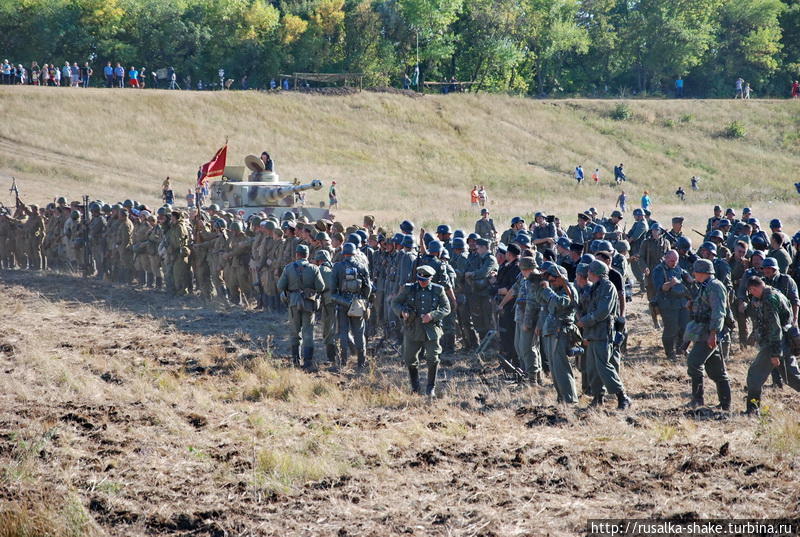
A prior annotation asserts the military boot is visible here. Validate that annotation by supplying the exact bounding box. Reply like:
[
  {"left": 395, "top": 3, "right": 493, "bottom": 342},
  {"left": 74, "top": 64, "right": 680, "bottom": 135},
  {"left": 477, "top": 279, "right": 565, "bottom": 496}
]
[
  {"left": 302, "top": 347, "right": 317, "bottom": 372},
  {"left": 255, "top": 293, "right": 264, "bottom": 310},
  {"left": 770, "top": 367, "right": 784, "bottom": 389},
  {"left": 155, "top": 276, "right": 163, "bottom": 289},
  {"left": 291, "top": 345, "right": 301, "bottom": 367},
  {"left": 589, "top": 393, "right": 605, "bottom": 407},
  {"left": 426, "top": 362, "right": 439, "bottom": 398},
  {"left": 687, "top": 377, "right": 704, "bottom": 408},
  {"left": 408, "top": 366, "right": 420, "bottom": 394},
  {"left": 326, "top": 344, "right": 338, "bottom": 364},
  {"left": 745, "top": 393, "right": 761, "bottom": 416},
  {"left": 442, "top": 334, "right": 455, "bottom": 355},
  {"left": 356, "top": 350, "right": 367, "bottom": 372},
  {"left": 715, "top": 381, "right": 731, "bottom": 411},
  {"left": 616, "top": 390, "right": 632, "bottom": 410}
]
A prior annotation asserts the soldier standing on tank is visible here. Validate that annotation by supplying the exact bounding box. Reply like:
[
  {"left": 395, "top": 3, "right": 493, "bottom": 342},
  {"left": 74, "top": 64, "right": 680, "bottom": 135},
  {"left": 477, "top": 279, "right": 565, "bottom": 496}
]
[
  {"left": 392, "top": 265, "right": 451, "bottom": 396},
  {"left": 278, "top": 244, "right": 325, "bottom": 369},
  {"left": 333, "top": 242, "right": 372, "bottom": 370}
]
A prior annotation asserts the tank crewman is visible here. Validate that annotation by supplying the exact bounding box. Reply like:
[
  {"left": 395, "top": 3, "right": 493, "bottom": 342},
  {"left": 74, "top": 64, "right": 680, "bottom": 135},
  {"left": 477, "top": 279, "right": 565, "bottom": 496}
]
[
  {"left": 278, "top": 244, "right": 325, "bottom": 370},
  {"left": 392, "top": 265, "right": 451, "bottom": 396}
]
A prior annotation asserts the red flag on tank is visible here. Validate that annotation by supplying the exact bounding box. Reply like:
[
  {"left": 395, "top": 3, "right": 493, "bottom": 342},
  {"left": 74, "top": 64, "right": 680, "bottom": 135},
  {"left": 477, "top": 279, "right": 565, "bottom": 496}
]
[{"left": 198, "top": 144, "right": 227, "bottom": 186}]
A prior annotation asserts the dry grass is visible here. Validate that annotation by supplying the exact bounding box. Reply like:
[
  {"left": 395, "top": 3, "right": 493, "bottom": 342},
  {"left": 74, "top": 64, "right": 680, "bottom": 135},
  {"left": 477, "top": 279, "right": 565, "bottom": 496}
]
[
  {"left": 1, "top": 269, "right": 800, "bottom": 536},
  {"left": 1, "top": 87, "right": 799, "bottom": 233}
]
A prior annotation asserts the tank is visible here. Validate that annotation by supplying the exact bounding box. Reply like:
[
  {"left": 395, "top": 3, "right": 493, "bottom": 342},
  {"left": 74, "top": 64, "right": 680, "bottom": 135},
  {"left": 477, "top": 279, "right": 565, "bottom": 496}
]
[{"left": 209, "top": 154, "right": 330, "bottom": 219}]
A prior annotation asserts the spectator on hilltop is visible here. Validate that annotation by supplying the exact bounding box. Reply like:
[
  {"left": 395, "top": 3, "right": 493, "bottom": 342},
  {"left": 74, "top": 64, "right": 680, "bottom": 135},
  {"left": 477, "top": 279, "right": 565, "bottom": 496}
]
[
  {"left": 574, "top": 165, "right": 584, "bottom": 184},
  {"left": 792, "top": 80, "right": 799, "bottom": 99},
  {"left": 71, "top": 62, "right": 80, "bottom": 87},
  {"left": 470, "top": 185, "right": 479, "bottom": 206},
  {"left": 103, "top": 61, "right": 113, "bottom": 87},
  {"left": 81, "top": 62, "right": 92, "bottom": 87},
  {"left": 675, "top": 76, "right": 684, "bottom": 97},
  {"left": 744, "top": 82, "right": 751, "bottom": 99},
  {"left": 592, "top": 168, "right": 600, "bottom": 184},
  {"left": 128, "top": 66, "right": 139, "bottom": 88},
  {"left": 735, "top": 77, "right": 744, "bottom": 99},
  {"left": 114, "top": 62, "right": 124, "bottom": 88}
]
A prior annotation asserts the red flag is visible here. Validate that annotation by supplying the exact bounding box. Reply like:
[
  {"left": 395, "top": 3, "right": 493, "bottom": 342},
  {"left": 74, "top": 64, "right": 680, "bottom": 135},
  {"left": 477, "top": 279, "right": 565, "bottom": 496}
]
[{"left": 198, "top": 144, "right": 227, "bottom": 186}]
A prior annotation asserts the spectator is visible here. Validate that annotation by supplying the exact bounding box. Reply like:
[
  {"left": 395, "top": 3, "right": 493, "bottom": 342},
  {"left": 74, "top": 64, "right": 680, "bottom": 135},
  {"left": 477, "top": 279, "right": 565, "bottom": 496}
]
[
  {"left": 675, "top": 75, "right": 684, "bottom": 97},
  {"left": 744, "top": 82, "right": 751, "bottom": 99},
  {"left": 470, "top": 185, "right": 479, "bottom": 206},
  {"left": 270, "top": 78, "right": 277, "bottom": 90},
  {"left": 16, "top": 64, "right": 25, "bottom": 85},
  {"left": 138, "top": 67, "right": 146, "bottom": 88},
  {"left": 282, "top": 78, "right": 289, "bottom": 90},
  {"left": 675, "top": 186, "right": 685, "bottom": 202},
  {"left": 328, "top": 181, "right": 338, "bottom": 209},
  {"left": 592, "top": 168, "right": 600, "bottom": 184},
  {"left": 478, "top": 185, "right": 487, "bottom": 207},
  {"left": 114, "top": 62, "right": 125, "bottom": 88},
  {"left": 403, "top": 73, "right": 411, "bottom": 90},
  {"left": 81, "top": 63, "right": 92, "bottom": 87},
  {"left": 103, "top": 61, "right": 113, "bottom": 87},
  {"left": 71, "top": 62, "right": 80, "bottom": 87},
  {"left": 31, "top": 63, "right": 40, "bottom": 85},
  {"left": 168, "top": 66, "right": 177, "bottom": 89},
  {"left": 616, "top": 190, "right": 627, "bottom": 213},
  {"left": 1, "top": 60, "right": 10, "bottom": 84},
  {"left": 62, "top": 62, "right": 71, "bottom": 86},
  {"left": 41, "top": 63, "right": 49, "bottom": 86},
  {"left": 128, "top": 66, "right": 139, "bottom": 87},
  {"left": 690, "top": 176, "right": 699, "bottom": 191},
  {"left": 574, "top": 165, "right": 584, "bottom": 184},
  {"left": 53, "top": 63, "right": 61, "bottom": 86},
  {"left": 614, "top": 163, "right": 626, "bottom": 183},
  {"left": 641, "top": 190, "right": 651, "bottom": 211},
  {"left": 162, "top": 177, "right": 174, "bottom": 205},
  {"left": 792, "top": 80, "right": 799, "bottom": 99},
  {"left": 241, "top": 75, "right": 249, "bottom": 90},
  {"left": 186, "top": 189, "right": 195, "bottom": 208},
  {"left": 735, "top": 77, "right": 744, "bottom": 99}
]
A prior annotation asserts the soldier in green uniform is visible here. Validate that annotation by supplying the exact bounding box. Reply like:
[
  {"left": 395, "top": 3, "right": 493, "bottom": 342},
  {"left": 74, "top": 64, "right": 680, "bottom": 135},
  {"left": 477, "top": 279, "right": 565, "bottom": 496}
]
[
  {"left": 500, "top": 217, "right": 525, "bottom": 247},
  {"left": 640, "top": 221, "right": 670, "bottom": 328},
  {"left": 333, "top": 242, "right": 372, "bottom": 370},
  {"left": 392, "top": 265, "right": 451, "bottom": 396},
  {"left": 579, "top": 260, "right": 632, "bottom": 409},
  {"left": 474, "top": 209, "right": 497, "bottom": 244},
  {"left": 744, "top": 276, "right": 800, "bottom": 414},
  {"left": 539, "top": 264, "right": 580, "bottom": 403},
  {"left": 652, "top": 250, "right": 693, "bottom": 360},
  {"left": 465, "top": 238, "right": 499, "bottom": 341},
  {"left": 314, "top": 249, "right": 339, "bottom": 367},
  {"left": 683, "top": 259, "right": 732, "bottom": 410},
  {"left": 278, "top": 244, "right": 325, "bottom": 370}
]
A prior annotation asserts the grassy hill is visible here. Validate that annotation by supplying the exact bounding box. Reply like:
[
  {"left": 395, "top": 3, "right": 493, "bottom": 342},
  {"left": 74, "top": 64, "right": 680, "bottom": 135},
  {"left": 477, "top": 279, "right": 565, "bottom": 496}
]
[{"left": 1, "top": 87, "right": 799, "bottom": 230}]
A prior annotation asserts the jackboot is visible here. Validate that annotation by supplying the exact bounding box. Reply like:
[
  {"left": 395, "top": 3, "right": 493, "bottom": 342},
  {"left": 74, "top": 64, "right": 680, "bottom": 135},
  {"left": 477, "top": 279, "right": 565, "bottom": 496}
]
[
  {"left": 255, "top": 293, "right": 264, "bottom": 310},
  {"left": 715, "top": 381, "right": 731, "bottom": 411},
  {"left": 687, "top": 377, "right": 704, "bottom": 408},
  {"left": 426, "top": 362, "right": 439, "bottom": 398},
  {"left": 589, "top": 394, "right": 605, "bottom": 407},
  {"left": 302, "top": 347, "right": 317, "bottom": 372},
  {"left": 771, "top": 367, "right": 784, "bottom": 389},
  {"left": 442, "top": 334, "right": 455, "bottom": 354},
  {"left": 326, "top": 344, "right": 338, "bottom": 364},
  {"left": 745, "top": 393, "right": 761, "bottom": 416},
  {"left": 616, "top": 390, "right": 632, "bottom": 410},
  {"left": 155, "top": 276, "right": 163, "bottom": 290},
  {"left": 291, "top": 345, "right": 301, "bottom": 368},
  {"left": 356, "top": 350, "right": 367, "bottom": 372},
  {"left": 408, "top": 365, "right": 420, "bottom": 394}
]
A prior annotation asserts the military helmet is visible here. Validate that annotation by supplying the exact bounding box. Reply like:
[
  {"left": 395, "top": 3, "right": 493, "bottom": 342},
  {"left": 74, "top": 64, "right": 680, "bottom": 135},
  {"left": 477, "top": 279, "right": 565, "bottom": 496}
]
[
  {"left": 399, "top": 220, "right": 415, "bottom": 234},
  {"left": 122, "top": 199, "right": 134, "bottom": 209},
  {"left": 692, "top": 259, "right": 714, "bottom": 274},
  {"left": 632, "top": 208, "right": 644, "bottom": 217},
  {"left": 102, "top": 203, "right": 112, "bottom": 213},
  {"left": 515, "top": 233, "right": 530, "bottom": 246},
  {"left": 453, "top": 229, "right": 465, "bottom": 239},
  {"left": 296, "top": 244, "right": 310, "bottom": 257},
  {"left": 588, "top": 260, "right": 608, "bottom": 276},
  {"left": 112, "top": 203, "right": 123, "bottom": 211},
  {"left": 213, "top": 218, "right": 227, "bottom": 230},
  {"left": 282, "top": 211, "right": 296, "bottom": 221},
  {"left": 589, "top": 240, "right": 602, "bottom": 253},
  {"left": 208, "top": 204, "right": 220, "bottom": 212},
  {"left": 56, "top": 196, "right": 68, "bottom": 205},
  {"left": 452, "top": 237, "right": 466, "bottom": 250},
  {"left": 29, "top": 204, "right": 39, "bottom": 213},
  {"left": 592, "top": 224, "right": 605, "bottom": 235},
  {"left": 546, "top": 264, "right": 568, "bottom": 278},
  {"left": 769, "top": 218, "right": 782, "bottom": 229},
  {"left": 676, "top": 236, "right": 692, "bottom": 250},
  {"left": 717, "top": 219, "right": 731, "bottom": 228},
  {"left": 70, "top": 210, "right": 80, "bottom": 219},
  {"left": 231, "top": 221, "right": 244, "bottom": 232},
  {"left": 402, "top": 235, "right": 416, "bottom": 249},
  {"left": 355, "top": 229, "right": 368, "bottom": 242},
  {"left": 436, "top": 224, "right": 452, "bottom": 235},
  {"left": 467, "top": 233, "right": 479, "bottom": 241},
  {"left": 347, "top": 233, "right": 362, "bottom": 246},
  {"left": 156, "top": 207, "right": 169, "bottom": 216},
  {"left": 649, "top": 221, "right": 662, "bottom": 232},
  {"left": 510, "top": 216, "right": 524, "bottom": 226},
  {"left": 391, "top": 233, "right": 404, "bottom": 245},
  {"left": 264, "top": 220, "right": 277, "bottom": 231},
  {"left": 315, "top": 249, "right": 331, "bottom": 262},
  {"left": 610, "top": 210, "right": 623, "bottom": 219},
  {"left": 475, "top": 238, "right": 490, "bottom": 248},
  {"left": 519, "top": 256, "right": 537, "bottom": 270},
  {"left": 422, "top": 232, "right": 434, "bottom": 247},
  {"left": 342, "top": 242, "right": 357, "bottom": 255},
  {"left": 615, "top": 240, "right": 630, "bottom": 253},
  {"left": 46, "top": 202, "right": 56, "bottom": 211},
  {"left": 751, "top": 249, "right": 765, "bottom": 259},
  {"left": 761, "top": 257, "right": 778, "bottom": 269},
  {"left": 316, "top": 231, "right": 330, "bottom": 242},
  {"left": 540, "top": 261, "right": 555, "bottom": 273},
  {"left": 576, "top": 263, "right": 590, "bottom": 277},
  {"left": 427, "top": 240, "right": 443, "bottom": 254},
  {"left": 699, "top": 241, "right": 717, "bottom": 255},
  {"left": 88, "top": 202, "right": 101, "bottom": 212},
  {"left": 556, "top": 237, "right": 572, "bottom": 250},
  {"left": 708, "top": 230, "right": 724, "bottom": 240},
  {"left": 579, "top": 254, "right": 595, "bottom": 265}
]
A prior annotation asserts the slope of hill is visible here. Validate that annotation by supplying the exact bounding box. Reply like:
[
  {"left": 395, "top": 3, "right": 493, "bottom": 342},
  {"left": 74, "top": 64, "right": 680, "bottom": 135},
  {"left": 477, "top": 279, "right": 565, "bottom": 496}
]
[{"left": 1, "top": 87, "right": 798, "bottom": 230}]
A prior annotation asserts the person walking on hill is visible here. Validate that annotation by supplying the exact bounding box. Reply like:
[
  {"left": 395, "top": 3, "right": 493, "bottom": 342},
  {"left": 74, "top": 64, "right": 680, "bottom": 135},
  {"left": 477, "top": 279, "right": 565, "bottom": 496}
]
[
  {"left": 575, "top": 166, "right": 584, "bottom": 184},
  {"left": 616, "top": 191, "right": 627, "bottom": 213},
  {"left": 478, "top": 186, "right": 487, "bottom": 208},
  {"left": 614, "top": 163, "right": 626, "bottom": 183},
  {"left": 470, "top": 185, "right": 479, "bottom": 206},
  {"left": 592, "top": 168, "right": 600, "bottom": 184},
  {"left": 735, "top": 77, "right": 744, "bottom": 99},
  {"left": 328, "top": 181, "right": 338, "bottom": 209},
  {"left": 744, "top": 82, "right": 751, "bottom": 100},
  {"left": 691, "top": 176, "right": 699, "bottom": 191},
  {"left": 641, "top": 191, "right": 651, "bottom": 211},
  {"left": 676, "top": 186, "right": 686, "bottom": 202},
  {"left": 792, "top": 81, "right": 799, "bottom": 99},
  {"left": 675, "top": 76, "right": 684, "bottom": 98}
]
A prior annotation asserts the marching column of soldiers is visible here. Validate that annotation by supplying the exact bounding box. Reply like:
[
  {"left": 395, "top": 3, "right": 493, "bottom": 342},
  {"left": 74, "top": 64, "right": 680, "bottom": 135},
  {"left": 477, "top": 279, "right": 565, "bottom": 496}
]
[{"left": 2, "top": 196, "right": 800, "bottom": 414}]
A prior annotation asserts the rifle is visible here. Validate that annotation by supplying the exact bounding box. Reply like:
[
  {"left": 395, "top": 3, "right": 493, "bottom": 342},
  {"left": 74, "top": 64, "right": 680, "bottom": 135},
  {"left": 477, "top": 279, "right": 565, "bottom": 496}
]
[
  {"left": 692, "top": 229, "right": 706, "bottom": 238},
  {"left": 9, "top": 177, "right": 20, "bottom": 209}
]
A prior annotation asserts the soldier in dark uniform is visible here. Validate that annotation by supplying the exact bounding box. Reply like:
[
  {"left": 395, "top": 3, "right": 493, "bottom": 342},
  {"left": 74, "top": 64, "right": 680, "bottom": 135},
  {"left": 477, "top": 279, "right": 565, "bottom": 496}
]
[
  {"left": 495, "top": 243, "right": 521, "bottom": 366},
  {"left": 567, "top": 212, "right": 593, "bottom": 246},
  {"left": 465, "top": 238, "right": 499, "bottom": 341},
  {"left": 706, "top": 205, "right": 723, "bottom": 234},
  {"left": 332, "top": 242, "right": 372, "bottom": 371},
  {"left": 392, "top": 265, "right": 451, "bottom": 396},
  {"left": 665, "top": 216, "right": 685, "bottom": 247},
  {"left": 652, "top": 250, "right": 693, "bottom": 360},
  {"left": 474, "top": 209, "right": 497, "bottom": 243},
  {"left": 500, "top": 217, "right": 525, "bottom": 246}
]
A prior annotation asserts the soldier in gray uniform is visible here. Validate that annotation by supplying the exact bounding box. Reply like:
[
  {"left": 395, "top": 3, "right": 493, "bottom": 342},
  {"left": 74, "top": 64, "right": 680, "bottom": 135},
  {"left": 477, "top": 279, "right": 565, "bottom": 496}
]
[
  {"left": 313, "top": 249, "right": 339, "bottom": 367},
  {"left": 567, "top": 212, "right": 593, "bottom": 246},
  {"left": 277, "top": 244, "right": 325, "bottom": 370},
  {"left": 474, "top": 208, "right": 497, "bottom": 243},
  {"left": 450, "top": 237, "right": 478, "bottom": 350},
  {"left": 684, "top": 259, "right": 732, "bottom": 410},
  {"left": 652, "top": 250, "right": 693, "bottom": 360},
  {"left": 465, "top": 238, "right": 499, "bottom": 341},
  {"left": 392, "top": 265, "right": 451, "bottom": 396},
  {"left": 744, "top": 276, "right": 800, "bottom": 414},
  {"left": 500, "top": 217, "right": 525, "bottom": 246},
  {"left": 333, "top": 242, "right": 372, "bottom": 370},
  {"left": 515, "top": 257, "right": 542, "bottom": 383},
  {"left": 626, "top": 208, "right": 648, "bottom": 290},
  {"left": 539, "top": 264, "right": 580, "bottom": 403},
  {"left": 579, "top": 260, "right": 632, "bottom": 409}
]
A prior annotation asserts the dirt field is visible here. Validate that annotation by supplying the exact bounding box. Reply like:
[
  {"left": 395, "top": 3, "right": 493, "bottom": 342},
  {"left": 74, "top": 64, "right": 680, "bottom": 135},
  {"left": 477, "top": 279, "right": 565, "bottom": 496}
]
[{"left": 1, "top": 268, "right": 799, "bottom": 536}]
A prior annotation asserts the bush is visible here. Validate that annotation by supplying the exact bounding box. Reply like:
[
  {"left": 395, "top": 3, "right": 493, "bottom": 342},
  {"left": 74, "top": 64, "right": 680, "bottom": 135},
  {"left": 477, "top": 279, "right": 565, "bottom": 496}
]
[
  {"left": 611, "top": 102, "right": 632, "bottom": 120},
  {"left": 680, "top": 113, "right": 695, "bottom": 123},
  {"left": 724, "top": 120, "right": 746, "bottom": 139}
]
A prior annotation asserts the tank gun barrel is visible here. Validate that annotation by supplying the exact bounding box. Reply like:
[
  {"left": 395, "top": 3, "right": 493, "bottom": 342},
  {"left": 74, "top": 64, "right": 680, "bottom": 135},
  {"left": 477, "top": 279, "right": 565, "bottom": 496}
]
[{"left": 263, "top": 179, "right": 323, "bottom": 202}]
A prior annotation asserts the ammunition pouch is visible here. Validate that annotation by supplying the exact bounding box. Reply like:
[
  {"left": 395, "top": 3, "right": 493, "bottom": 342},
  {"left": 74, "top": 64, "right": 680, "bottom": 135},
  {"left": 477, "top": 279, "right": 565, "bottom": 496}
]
[{"left": 348, "top": 297, "right": 368, "bottom": 318}]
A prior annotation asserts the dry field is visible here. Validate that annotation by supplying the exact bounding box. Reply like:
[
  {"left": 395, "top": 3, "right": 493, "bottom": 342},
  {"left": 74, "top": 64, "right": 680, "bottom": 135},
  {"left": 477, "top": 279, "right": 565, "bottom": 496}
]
[
  {"left": 1, "top": 268, "right": 799, "bottom": 537},
  {"left": 0, "top": 87, "right": 799, "bottom": 233}
]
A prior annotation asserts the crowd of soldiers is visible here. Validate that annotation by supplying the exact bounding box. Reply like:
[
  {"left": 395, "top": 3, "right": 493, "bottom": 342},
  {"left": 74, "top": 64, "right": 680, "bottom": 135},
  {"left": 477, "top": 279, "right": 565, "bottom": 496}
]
[{"left": 1, "top": 196, "right": 799, "bottom": 414}]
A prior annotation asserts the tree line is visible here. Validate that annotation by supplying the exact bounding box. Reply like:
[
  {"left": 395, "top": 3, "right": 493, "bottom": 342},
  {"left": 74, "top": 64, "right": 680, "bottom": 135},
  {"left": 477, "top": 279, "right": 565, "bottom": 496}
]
[{"left": 1, "top": 0, "right": 798, "bottom": 97}]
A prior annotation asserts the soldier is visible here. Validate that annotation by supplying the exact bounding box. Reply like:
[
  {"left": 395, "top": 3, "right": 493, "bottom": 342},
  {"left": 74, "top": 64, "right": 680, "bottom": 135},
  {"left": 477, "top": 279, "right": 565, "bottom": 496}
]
[
  {"left": 115, "top": 207, "right": 135, "bottom": 283},
  {"left": 500, "top": 217, "right": 525, "bottom": 246},
  {"left": 706, "top": 205, "right": 723, "bottom": 234},
  {"left": 652, "top": 250, "right": 693, "bottom": 360},
  {"left": 465, "top": 238, "right": 499, "bottom": 341},
  {"left": 190, "top": 212, "right": 213, "bottom": 298},
  {"left": 450, "top": 237, "right": 477, "bottom": 350},
  {"left": 567, "top": 213, "right": 593, "bottom": 247},
  {"left": 438, "top": 248, "right": 458, "bottom": 354},
  {"left": 333, "top": 242, "right": 372, "bottom": 370},
  {"left": 768, "top": 232, "right": 792, "bottom": 274},
  {"left": 640, "top": 221, "right": 669, "bottom": 328},
  {"left": 579, "top": 260, "right": 631, "bottom": 409},
  {"left": 664, "top": 216, "right": 685, "bottom": 247},
  {"left": 435, "top": 225, "right": 454, "bottom": 255},
  {"left": 761, "top": 257, "right": 799, "bottom": 322},
  {"left": 474, "top": 208, "right": 497, "bottom": 243},
  {"left": 131, "top": 210, "right": 152, "bottom": 285},
  {"left": 165, "top": 211, "right": 191, "bottom": 296},
  {"left": 143, "top": 214, "right": 163, "bottom": 288},
  {"left": 505, "top": 257, "right": 542, "bottom": 383},
  {"left": 63, "top": 210, "right": 83, "bottom": 272},
  {"left": 626, "top": 208, "right": 648, "bottom": 290},
  {"left": 314, "top": 249, "right": 339, "bottom": 367},
  {"left": 277, "top": 244, "right": 325, "bottom": 369},
  {"left": 675, "top": 236, "right": 697, "bottom": 272},
  {"left": 532, "top": 212, "right": 557, "bottom": 258},
  {"left": 86, "top": 203, "right": 107, "bottom": 278},
  {"left": 392, "top": 265, "right": 451, "bottom": 396},
  {"left": 223, "top": 221, "right": 253, "bottom": 304},
  {"left": 539, "top": 264, "right": 580, "bottom": 403},
  {"left": 744, "top": 276, "right": 800, "bottom": 414},
  {"left": 683, "top": 259, "right": 732, "bottom": 410}
]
